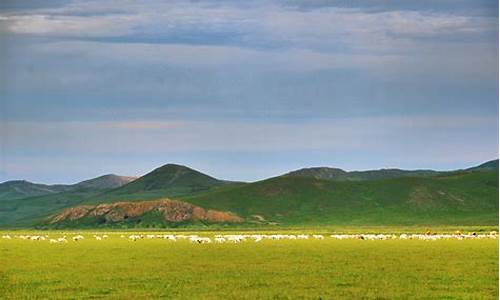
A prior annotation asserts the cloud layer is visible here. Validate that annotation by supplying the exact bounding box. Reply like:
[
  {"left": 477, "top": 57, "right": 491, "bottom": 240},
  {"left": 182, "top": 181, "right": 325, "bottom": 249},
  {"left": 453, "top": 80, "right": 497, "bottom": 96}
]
[{"left": 0, "top": 0, "right": 498, "bottom": 182}]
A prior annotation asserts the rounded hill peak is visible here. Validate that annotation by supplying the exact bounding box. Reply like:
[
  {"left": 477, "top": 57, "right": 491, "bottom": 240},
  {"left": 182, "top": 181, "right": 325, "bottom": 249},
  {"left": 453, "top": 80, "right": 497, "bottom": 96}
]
[{"left": 108, "top": 163, "right": 224, "bottom": 196}]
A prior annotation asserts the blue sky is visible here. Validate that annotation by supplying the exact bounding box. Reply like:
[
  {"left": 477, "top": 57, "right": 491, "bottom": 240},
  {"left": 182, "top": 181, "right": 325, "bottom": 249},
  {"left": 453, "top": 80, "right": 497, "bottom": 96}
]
[{"left": 0, "top": 0, "right": 498, "bottom": 183}]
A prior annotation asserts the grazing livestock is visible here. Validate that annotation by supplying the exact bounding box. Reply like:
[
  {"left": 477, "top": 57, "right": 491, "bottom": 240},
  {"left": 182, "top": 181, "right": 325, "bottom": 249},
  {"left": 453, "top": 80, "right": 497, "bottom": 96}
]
[
  {"left": 72, "top": 235, "right": 84, "bottom": 241},
  {"left": 6, "top": 230, "right": 496, "bottom": 246},
  {"left": 163, "top": 235, "right": 177, "bottom": 241},
  {"left": 129, "top": 235, "right": 141, "bottom": 241},
  {"left": 215, "top": 237, "right": 226, "bottom": 243},
  {"left": 226, "top": 236, "right": 244, "bottom": 243},
  {"left": 190, "top": 237, "right": 212, "bottom": 244}
]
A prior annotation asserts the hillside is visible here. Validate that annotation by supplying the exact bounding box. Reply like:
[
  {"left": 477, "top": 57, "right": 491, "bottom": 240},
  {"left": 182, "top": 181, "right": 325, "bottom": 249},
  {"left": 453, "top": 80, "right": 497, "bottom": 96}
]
[
  {"left": 47, "top": 198, "right": 242, "bottom": 228},
  {"left": 467, "top": 159, "right": 499, "bottom": 171},
  {"left": 0, "top": 160, "right": 497, "bottom": 228},
  {"left": 0, "top": 180, "right": 70, "bottom": 201},
  {"left": 284, "top": 160, "right": 499, "bottom": 182},
  {"left": 102, "top": 164, "right": 231, "bottom": 198},
  {"left": 0, "top": 174, "right": 136, "bottom": 202},
  {"left": 0, "top": 164, "right": 236, "bottom": 227},
  {"left": 182, "top": 170, "right": 498, "bottom": 226},
  {"left": 285, "top": 167, "right": 439, "bottom": 181},
  {"left": 0, "top": 191, "right": 96, "bottom": 227},
  {"left": 72, "top": 174, "right": 137, "bottom": 191},
  {"left": 0, "top": 174, "right": 137, "bottom": 227}
]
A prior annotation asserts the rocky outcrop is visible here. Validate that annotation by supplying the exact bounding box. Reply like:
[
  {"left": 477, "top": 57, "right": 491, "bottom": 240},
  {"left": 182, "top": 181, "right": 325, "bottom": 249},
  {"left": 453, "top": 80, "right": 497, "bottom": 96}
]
[{"left": 50, "top": 198, "right": 243, "bottom": 224}]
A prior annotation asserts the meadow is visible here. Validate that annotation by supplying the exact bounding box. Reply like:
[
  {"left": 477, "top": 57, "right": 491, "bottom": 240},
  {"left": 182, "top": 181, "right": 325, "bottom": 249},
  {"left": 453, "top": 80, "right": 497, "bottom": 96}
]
[{"left": 0, "top": 229, "right": 498, "bottom": 299}]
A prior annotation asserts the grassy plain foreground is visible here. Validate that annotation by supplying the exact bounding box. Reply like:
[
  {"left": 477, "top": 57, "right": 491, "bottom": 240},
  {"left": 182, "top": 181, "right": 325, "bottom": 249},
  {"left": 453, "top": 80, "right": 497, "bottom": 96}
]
[{"left": 0, "top": 231, "right": 498, "bottom": 299}]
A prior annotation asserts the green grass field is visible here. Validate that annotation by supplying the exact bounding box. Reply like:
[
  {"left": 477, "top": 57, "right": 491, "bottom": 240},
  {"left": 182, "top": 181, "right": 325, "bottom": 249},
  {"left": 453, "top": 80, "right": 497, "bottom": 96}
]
[{"left": 0, "top": 230, "right": 498, "bottom": 299}]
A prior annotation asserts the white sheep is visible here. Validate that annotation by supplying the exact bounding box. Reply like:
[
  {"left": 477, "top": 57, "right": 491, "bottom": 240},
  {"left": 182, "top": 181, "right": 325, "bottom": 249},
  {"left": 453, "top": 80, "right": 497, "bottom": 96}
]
[{"left": 72, "top": 235, "right": 84, "bottom": 241}]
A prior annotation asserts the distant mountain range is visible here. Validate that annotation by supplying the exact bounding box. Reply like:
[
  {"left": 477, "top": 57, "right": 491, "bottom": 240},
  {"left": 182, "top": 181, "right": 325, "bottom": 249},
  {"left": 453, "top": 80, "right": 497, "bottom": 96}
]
[
  {"left": 72, "top": 174, "right": 137, "bottom": 191},
  {"left": 0, "top": 174, "right": 136, "bottom": 201},
  {"left": 0, "top": 159, "right": 497, "bottom": 228},
  {"left": 284, "top": 159, "right": 498, "bottom": 181},
  {"left": 284, "top": 167, "right": 438, "bottom": 181},
  {"left": 467, "top": 159, "right": 499, "bottom": 171}
]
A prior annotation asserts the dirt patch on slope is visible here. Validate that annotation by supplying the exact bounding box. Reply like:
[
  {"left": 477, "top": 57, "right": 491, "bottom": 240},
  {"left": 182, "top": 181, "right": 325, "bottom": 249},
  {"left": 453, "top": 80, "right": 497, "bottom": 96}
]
[{"left": 51, "top": 199, "right": 243, "bottom": 224}]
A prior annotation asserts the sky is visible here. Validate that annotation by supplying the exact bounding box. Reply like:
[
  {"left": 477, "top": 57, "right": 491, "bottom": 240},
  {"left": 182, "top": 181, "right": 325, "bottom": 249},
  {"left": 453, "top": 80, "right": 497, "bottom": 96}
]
[{"left": 0, "top": 0, "right": 498, "bottom": 184}]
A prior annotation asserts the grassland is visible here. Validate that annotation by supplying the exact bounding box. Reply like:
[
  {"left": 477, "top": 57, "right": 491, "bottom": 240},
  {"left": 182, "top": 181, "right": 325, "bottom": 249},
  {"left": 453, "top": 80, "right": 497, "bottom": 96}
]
[
  {"left": 0, "top": 229, "right": 498, "bottom": 299},
  {"left": 182, "top": 171, "right": 499, "bottom": 226}
]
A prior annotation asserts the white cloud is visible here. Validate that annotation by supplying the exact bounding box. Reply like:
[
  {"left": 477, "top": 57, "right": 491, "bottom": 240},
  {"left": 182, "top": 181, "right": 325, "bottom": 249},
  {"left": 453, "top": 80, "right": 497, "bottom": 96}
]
[
  {"left": 4, "top": 14, "right": 141, "bottom": 37},
  {"left": 1, "top": 1, "right": 495, "bottom": 52},
  {"left": 0, "top": 1, "right": 497, "bottom": 183},
  {"left": 2, "top": 0, "right": 495, "bottom": 84}
]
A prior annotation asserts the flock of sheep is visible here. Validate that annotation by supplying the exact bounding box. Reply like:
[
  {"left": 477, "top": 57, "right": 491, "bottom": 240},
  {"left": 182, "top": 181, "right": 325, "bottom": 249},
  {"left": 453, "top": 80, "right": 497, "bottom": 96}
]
[
  {"left": 1, "top": 231, "right": 497, "bottom": 244},
  {"left": 0, "top": 234, "right": 107, "bottom": 243}
]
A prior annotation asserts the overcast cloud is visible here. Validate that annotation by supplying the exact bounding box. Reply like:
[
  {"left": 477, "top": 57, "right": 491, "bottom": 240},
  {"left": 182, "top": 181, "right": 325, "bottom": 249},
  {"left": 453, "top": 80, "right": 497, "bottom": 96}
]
[{"left": 0, "top": 0, "right": 498, "bottom": 183}]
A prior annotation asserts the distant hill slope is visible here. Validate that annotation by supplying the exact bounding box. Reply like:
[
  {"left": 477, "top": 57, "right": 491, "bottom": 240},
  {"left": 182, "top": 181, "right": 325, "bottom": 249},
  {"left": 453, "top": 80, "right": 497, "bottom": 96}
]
[
  {"left": 72, "top": 174, "right": 137, "bottom": 191},
  {"left": 103, "top": 164, "right": 230, "bottom": 198},
  {"left": 0, "top": 180, "right": 70, "bottom": 201},
  {"left": 285, "top": 167, "right": 439, "bottom": 181},
  {"left": 0, "top": 160, "right": 497, "bottom": 228},
  {"left": 0, "top": 164, "right": 237, "bottom": 227},
  {"left": 467, "top": 159, "right": 499, "bottom": 171},
  {"left": 0, "top": 190, "right": 98, "bottom": 227},
  {"left": 182, "top": 170, "right": 498, "bottom": 226},
  {"left": 0, "top": 174, "right": 136, "bottom": 201},
  {"left": 0, "top": 174, "right": 137, "bottom": 227},
  {"left": 285, "top": 160, "right": 499, "bottom": 182},
  {"left": 46, "top": 198, "right": 243, "bottom": 228}
]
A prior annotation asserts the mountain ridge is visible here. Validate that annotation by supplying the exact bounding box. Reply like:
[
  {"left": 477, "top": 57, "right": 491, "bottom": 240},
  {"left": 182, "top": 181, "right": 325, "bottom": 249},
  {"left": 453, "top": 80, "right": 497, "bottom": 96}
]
[
  {"left": 73, "top": 174, "right": 137, "bottom": 191},
  {"left": 0, "top": 159, "right": 497, "bottom": 228},
  {"left": 284, "top": 159, "right": 498, "bottom": 181},
  {"left": 103, "top": 163, "right": 230, "bottom": 197},
  {"left": 0, "top": 174, "right": 137, "bottom": 201},
  {"left": 3, "top": 159, "right": 497, "bottom": 190}
]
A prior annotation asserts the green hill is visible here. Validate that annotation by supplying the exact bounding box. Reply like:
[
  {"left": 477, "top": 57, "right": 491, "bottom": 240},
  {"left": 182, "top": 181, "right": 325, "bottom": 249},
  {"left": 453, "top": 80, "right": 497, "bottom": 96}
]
[
  {"left": 0, "top": 164, "right": 236, "bottom": 227},
  {"left": 0, "top": 190, "right": 96, "bottom": 227},
  {"left": 467, "top": 159, "right": 499, "bottom": 171},
  {"left": 0, "top": 175, "right": 137, "bottom": 227},
  {"left": 71, "top": 174, "right": 137, "bottom": 191},
  {"left": 98, "top": 164, "right": 233, "bottom": 200},
  {"left": 181, "top": 170, "right": 498, "bottom": 226},
  {"left": 285, "top": 167, "right": 439, "bottom": 181},
  {"left": 0, "top": 180, "right": 70, "bottom": 201},
  {"left": 0, "top": 174, "right": 136, "bottom": 202},
  {"left": 0, "top": 161, "right": 497, "bottom": 228}
]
